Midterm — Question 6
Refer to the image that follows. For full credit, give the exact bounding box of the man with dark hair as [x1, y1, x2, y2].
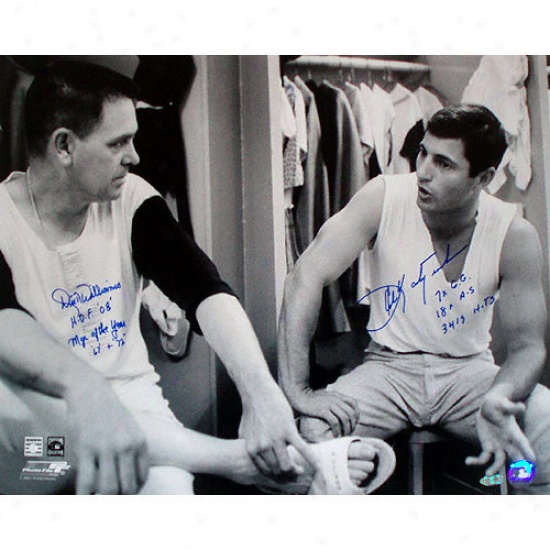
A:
[279, 104, 550, 494]
[0, 59, 394, 494]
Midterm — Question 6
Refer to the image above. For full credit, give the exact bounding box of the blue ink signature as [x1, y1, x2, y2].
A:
[51, 282, 122, 311]
[357, 244, 469, 331]
[357, 274, 406, 332]
[410, 244, 468, 305]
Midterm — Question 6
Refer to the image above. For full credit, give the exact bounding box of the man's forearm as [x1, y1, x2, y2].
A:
[195, 293, 281, 402]
[488, 344, 546, 402]
[277, 268, 324, 405]
[0, 309, 106, 399]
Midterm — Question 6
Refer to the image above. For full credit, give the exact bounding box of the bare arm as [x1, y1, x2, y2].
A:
[278, 177, 386, 435]
[196, 293, 318, 477]
[466, 217, 546, 474]
[0, 309, 148, 494]
[490, 217, 546, 399]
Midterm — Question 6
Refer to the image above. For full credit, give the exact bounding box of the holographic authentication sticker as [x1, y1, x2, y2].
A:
[480, 473, 504, 487]
[508, 460, 535, 484]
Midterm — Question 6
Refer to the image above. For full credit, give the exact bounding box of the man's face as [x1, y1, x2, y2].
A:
[70, 97, 139, 203]
[416, 132, 479, 215]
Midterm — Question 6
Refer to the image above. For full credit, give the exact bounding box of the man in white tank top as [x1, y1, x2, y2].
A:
[279, 105, 550, 494]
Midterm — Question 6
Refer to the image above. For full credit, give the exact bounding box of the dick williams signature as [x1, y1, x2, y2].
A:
[357, 244, 468, 332]
[51, 281, 122, 311]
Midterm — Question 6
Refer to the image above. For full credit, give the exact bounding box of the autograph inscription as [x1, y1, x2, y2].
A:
[357, 245, 496, 335]
[50, 280, 127, 358]
[51, 282, 122, 311]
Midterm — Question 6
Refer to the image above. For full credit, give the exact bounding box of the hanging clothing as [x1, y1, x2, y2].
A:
[293, 75, 330, 255]
[462, 55, 531, 193]
[0, 56, 33, 180]
[0, 56, 19, 180]
[132, 56, 196, 236]
[280, 86, 296, 141]
[280, 84, 297, 270]
[281, 77, 308, 270]
[399, 120, 425, 173]
[308, 79, 367, 333]
[344, 81, 374, 181]
[360, 83, 395, 175]
[282, 76, 308, 190]
[414, 85, 444, 127]
[389, 83, 424, 174]
[311, 80, 366, 214]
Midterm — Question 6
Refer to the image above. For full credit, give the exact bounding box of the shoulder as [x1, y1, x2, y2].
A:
[500, 216, 542, 280]
[346, 173, 416, 218]
[1, 172, 26, 202]
[384, 172, 417, 189]
[119, 173, 161, 213]
[377, 172, 417, 205]
[344, 174, 386, 219]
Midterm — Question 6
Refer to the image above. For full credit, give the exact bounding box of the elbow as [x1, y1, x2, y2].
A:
[284, 258, 325, 302]
[508, 338, 547, 376]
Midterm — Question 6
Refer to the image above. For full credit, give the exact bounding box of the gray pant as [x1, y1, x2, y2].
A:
[300, 342, 550, 494]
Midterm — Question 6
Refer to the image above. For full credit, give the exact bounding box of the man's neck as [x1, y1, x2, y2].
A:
[28, 160, 89, 224]
[421, 203, 478, 243]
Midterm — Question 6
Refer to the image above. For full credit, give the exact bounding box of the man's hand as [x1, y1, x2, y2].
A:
[238, 386, 318, 480]
[465, 394, 536, 476]
[291, 388, 361, 439]
[65, 378, 149, 495]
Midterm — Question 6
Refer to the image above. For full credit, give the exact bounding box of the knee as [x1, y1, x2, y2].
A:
[0, 380, 68, 454]
[298, 417, 334, 443]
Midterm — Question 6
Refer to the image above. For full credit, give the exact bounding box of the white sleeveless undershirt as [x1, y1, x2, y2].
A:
[0, 172, 158, 380]
[363, 173, 517, 357]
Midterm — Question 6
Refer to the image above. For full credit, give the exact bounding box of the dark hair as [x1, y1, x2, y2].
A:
[24, 59, 139, 158]
[426, 104, 508, 177]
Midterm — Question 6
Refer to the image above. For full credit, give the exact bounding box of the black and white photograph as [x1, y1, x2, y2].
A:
[1, 53, 549, 498]
[2, 2, 550, 548]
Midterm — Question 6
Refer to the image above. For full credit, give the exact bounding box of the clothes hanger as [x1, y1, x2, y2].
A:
[382, 69, 397, 92]
[367, 70, 374, 89]
[338, 65, 345, 87]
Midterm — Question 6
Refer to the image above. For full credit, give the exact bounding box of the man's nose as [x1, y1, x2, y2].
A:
[416, 154, 432, 182]
[123, 142, 140, 166]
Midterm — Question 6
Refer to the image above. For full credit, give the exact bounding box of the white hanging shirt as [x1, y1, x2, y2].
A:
[344, 81, 375, 174]
[360, 83, 395, 175]
[389, 83, 424, 174]
[280, 85, 296, 141]
[462, 55, 531, 192]
[414, 86, 443, 127]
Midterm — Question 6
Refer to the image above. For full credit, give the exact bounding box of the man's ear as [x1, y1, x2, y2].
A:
[476, 167, 496, 190]
[51, 129, 76, 166]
